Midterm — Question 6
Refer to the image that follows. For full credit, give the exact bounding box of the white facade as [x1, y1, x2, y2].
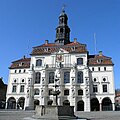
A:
[6, 10, 115, 112]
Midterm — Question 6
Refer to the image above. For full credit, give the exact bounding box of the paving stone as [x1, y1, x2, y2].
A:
[0, 110, 120, 120]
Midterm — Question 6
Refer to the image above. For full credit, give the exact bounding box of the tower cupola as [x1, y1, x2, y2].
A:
[55, 9, 70, 45]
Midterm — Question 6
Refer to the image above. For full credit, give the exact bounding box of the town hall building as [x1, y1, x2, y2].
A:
[6, 9, 115, 111]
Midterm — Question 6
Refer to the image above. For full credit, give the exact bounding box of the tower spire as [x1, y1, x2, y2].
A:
[62, 4, 66, 12]
[55, 8, 70, 45]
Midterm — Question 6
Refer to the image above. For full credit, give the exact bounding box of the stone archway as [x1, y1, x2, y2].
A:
[91, 98, 100, 111]
[34, 99, 40, 109]
[17, 97, 25, 110]
[7, 97, 16, 109]
[63, 100, 70, 106]
[77, 100, 84, 111]
[102, 97, 113, 111]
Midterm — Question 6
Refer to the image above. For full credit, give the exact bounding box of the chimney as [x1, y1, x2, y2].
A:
[45, 40, 49, 44]
[99, 51, 103, 56]
[74, 38, 77, 43]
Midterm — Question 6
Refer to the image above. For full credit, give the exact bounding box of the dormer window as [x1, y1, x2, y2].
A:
[36, 59, 42, 66]
[44, 48, 48, 52]
[19, 62, 24, 66]
[77, 58, 83, 65]
[71, 46, 75, 51]
[97, 59, 103, 63]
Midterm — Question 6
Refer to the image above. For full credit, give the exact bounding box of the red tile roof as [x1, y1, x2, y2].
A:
[88, 54, 113, 66]
[9, 57, 31, 69]
[31, 42, 87, 55]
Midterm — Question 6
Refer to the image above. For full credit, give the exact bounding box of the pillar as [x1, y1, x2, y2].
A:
[112, 103, 115, 111]
[100, 103, 102, 111]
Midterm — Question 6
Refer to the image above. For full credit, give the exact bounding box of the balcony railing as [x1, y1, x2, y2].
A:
[46, 64, 73, 68]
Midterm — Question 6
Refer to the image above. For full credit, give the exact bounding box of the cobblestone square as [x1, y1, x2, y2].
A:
[0, 110, 120, 120]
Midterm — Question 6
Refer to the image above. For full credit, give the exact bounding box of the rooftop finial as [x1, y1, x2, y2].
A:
[62, 4, 66, 12]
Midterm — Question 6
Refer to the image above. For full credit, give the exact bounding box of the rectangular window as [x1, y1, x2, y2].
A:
[20, 85, 24, 92]
[77, 58, 83, 65]
[93, 85, 98, 93]
[49, 72, 54, 83]
[35, 72, 41, 84]
[77, 71, 83, 83]
[103, 85, 107, 92]
[64, 89, 69, 95]
[36, 59, 42, 66]
[64, 72, 70, 83]
[12, 86, 16, 92]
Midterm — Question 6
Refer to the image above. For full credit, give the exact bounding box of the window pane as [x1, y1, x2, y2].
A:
[49, 72, 54, 83]
[36, 59, 42, 66]
[12, 86, 16, 92]
[93, 85, 98, 93]
[103, 85, 107, 92]
[64, 72, 70, 83]
[77, 71, 83, 83]
[64, 89, 69, 95]
[35, 72, 41, 84]
[34, 89, 39, 95]
[77, 58, 83, 65]
[78, 89, 83, 95]
[20, 85, 24, 92]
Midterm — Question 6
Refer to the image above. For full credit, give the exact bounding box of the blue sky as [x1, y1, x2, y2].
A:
[0, 0, 120, 88]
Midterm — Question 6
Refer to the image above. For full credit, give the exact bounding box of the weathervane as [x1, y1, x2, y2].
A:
[62, 4, 66, 12]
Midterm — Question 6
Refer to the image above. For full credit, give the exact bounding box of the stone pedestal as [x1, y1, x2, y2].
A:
[33, 105, 77, 120]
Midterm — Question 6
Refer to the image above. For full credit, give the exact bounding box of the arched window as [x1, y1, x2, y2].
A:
[49, 72, 54, 83]
[77, 58, 83, 65]
[78, 89, 83, 95]
[64, 71, 70, 83]
[35, 72, 41, 84]
[64, 89, 69, 96]
[34, 89, 39, 95]
[36, 59, 42, 66]
[60, 28, 63, 33]
[77, 71, 83, 83]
